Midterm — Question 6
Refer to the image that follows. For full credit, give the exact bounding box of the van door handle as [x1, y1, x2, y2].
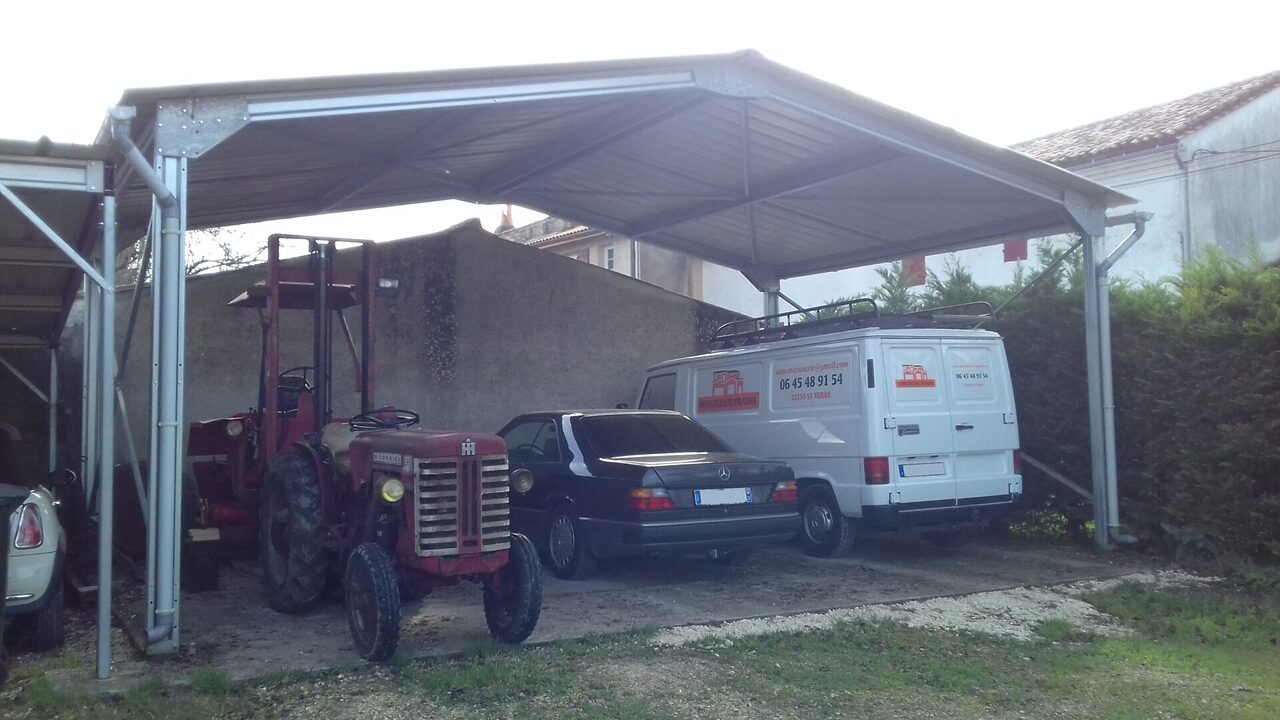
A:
[955, 423, 974, 431]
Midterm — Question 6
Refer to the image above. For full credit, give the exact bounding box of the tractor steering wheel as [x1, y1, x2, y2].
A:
[278, 365, 315, 393]
[349, 407, 420, 431]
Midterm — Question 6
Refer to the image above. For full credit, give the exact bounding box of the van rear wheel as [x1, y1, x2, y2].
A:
[799, 486, 856, 558]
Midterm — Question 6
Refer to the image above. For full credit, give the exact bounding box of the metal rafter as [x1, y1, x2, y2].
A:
[627, 146, 902, 239]
[475, 92, 709, 196]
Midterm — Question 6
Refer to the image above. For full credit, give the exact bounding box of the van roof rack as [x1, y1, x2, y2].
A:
[900, 301, 993, 329]
[712, 299, 993, 348]
[713, 298, 880, 347]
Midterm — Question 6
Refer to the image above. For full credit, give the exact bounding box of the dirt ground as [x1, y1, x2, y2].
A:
[10, 534, 1152, 690]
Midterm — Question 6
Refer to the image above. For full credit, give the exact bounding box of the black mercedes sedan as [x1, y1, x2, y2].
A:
[497, 410, 799, 580]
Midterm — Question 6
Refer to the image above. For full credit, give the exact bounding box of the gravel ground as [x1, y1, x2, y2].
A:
[652, 570, 1215, 645]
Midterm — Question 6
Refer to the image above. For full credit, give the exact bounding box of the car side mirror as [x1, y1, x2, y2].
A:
[47, 468, 77, 488]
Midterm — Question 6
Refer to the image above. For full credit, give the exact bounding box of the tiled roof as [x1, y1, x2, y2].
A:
[1014, 70, 1280, 165]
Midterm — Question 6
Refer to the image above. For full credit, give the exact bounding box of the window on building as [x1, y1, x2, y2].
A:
[606, 246, 615, 270]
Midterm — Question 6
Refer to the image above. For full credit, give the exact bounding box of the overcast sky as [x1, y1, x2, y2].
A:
[4, 0, 1277, 238]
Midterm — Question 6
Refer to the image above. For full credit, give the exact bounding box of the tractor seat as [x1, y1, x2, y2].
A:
[321, 423, 362, 475]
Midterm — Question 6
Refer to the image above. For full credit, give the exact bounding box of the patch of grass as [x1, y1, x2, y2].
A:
[15, 676, 89, 715]
[187, 667, 230, 696]
[7, 585, 1278, 720]
[1034, 618, 1097, 643]
[122, 676, 168, 716]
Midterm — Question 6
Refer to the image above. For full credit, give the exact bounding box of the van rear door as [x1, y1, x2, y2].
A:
[884, 342, 955, 504]
[942, 341, 1018, 500]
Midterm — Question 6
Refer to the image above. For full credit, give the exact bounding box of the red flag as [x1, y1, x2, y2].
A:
[903, 256, 926, 287]
[1004, 240, 1028, 262]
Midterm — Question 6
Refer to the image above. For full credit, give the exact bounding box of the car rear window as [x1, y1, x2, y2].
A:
[580, 414, 728, 458]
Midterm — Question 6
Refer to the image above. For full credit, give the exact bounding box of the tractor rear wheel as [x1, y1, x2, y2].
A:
[483, 532, 542, 644]
[260, 452, 328, 613]
[345, 543, 401, 662]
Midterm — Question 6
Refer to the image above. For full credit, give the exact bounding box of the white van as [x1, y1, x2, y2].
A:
[637, 300, 1023, 557]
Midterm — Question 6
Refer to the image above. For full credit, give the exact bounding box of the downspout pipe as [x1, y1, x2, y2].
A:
[1097, 212, 1151, 547]
[108, 107, 181, 645]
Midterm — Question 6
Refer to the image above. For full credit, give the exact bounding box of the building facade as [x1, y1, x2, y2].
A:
[506, 70, 1280, 315]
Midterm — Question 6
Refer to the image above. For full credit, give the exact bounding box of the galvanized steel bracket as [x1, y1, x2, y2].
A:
[155, 96, 250, 159]
[1062, 189, 1108, 238]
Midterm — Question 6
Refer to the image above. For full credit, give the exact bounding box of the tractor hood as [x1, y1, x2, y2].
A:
[347, 428, 506, 472]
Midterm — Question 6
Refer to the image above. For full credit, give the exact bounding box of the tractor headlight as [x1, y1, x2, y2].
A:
[225, 419, 245, 438]
[511, 469, 534, 495]
[380, 478, 406, 503]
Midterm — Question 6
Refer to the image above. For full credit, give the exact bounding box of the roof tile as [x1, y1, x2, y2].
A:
[1014, 70, 1280, 165]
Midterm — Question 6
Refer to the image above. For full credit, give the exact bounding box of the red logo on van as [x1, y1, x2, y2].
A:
[698, 370, 761, 412]
[895, 364, 937, 388]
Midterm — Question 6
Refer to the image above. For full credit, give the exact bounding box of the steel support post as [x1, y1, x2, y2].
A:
[95, 195, 116, 680]
[48, 349, 57, 472]
[145, 155, 186, 654]
[763, 287, 780, 317]
[1080, 233, 1110, 549]
[82, 276, 99, 505]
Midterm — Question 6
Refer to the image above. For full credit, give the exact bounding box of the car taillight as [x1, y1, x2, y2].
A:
[864, 457, 891, 485]
[627, 488, 674, 511]
[770, 480, 797, 504]
[14, 503, 42, 549]
[1013, 449, 1023, 475]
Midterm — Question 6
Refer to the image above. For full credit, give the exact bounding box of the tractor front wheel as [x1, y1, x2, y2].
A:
[260, 452, 328, 613]
[483, 532, 542, 644]
[345, 543, 401, 662]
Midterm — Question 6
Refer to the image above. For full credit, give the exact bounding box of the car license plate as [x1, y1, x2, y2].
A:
[694, 487, 751, 506]
[899, 462, 945, 477]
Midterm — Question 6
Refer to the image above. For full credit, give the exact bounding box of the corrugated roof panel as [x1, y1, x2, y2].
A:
[108, 50, 1130, 279]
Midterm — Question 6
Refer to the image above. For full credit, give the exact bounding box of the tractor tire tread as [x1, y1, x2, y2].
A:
[261, 452, 328, 614]
[345, 543, 401, 662]
[484, 533, 542, 644]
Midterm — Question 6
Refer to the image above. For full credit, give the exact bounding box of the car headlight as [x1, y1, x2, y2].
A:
[380, 478, 405, 503]
[225, 419, 245, 438]
[511, 469, 534, 495]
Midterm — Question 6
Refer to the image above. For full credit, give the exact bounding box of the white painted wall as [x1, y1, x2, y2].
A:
[698, 88, 1280, 312]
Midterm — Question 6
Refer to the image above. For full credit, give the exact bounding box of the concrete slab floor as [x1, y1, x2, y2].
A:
[19, 536, 1153, 691]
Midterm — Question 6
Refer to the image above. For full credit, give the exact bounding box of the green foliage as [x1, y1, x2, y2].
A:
[855, 248, 1280, 563]
[871, 262, 923, 313]
[187, 668, 230, 696]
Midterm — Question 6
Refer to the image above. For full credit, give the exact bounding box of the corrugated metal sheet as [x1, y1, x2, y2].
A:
[106, 50, 1132, 283]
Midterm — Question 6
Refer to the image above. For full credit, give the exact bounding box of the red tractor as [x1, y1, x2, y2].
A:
[186, 234, 541, 660]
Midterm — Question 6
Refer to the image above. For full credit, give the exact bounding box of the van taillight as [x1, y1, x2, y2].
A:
[627, 488, 674, 512]
[864, 457, 891, 485]
[1013, 449, 1023, 475]
[14, 503, 42, 549]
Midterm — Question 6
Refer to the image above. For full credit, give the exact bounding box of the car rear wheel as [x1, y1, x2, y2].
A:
[28, 573, 65, 651]
[544, 508, 598, 580]
[345, 543, 400, 662]
[799, 486, 856, 558]
[484, 532, 543, 644]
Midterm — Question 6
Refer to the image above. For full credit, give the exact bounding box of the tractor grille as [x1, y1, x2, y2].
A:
[415, 454, 510, 557]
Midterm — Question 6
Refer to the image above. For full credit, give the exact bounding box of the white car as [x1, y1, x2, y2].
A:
[2, 424, 67, 652]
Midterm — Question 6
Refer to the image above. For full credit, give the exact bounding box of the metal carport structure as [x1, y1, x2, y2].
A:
[0, 140, 117, 677]
[89, 50, 1135, 677]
